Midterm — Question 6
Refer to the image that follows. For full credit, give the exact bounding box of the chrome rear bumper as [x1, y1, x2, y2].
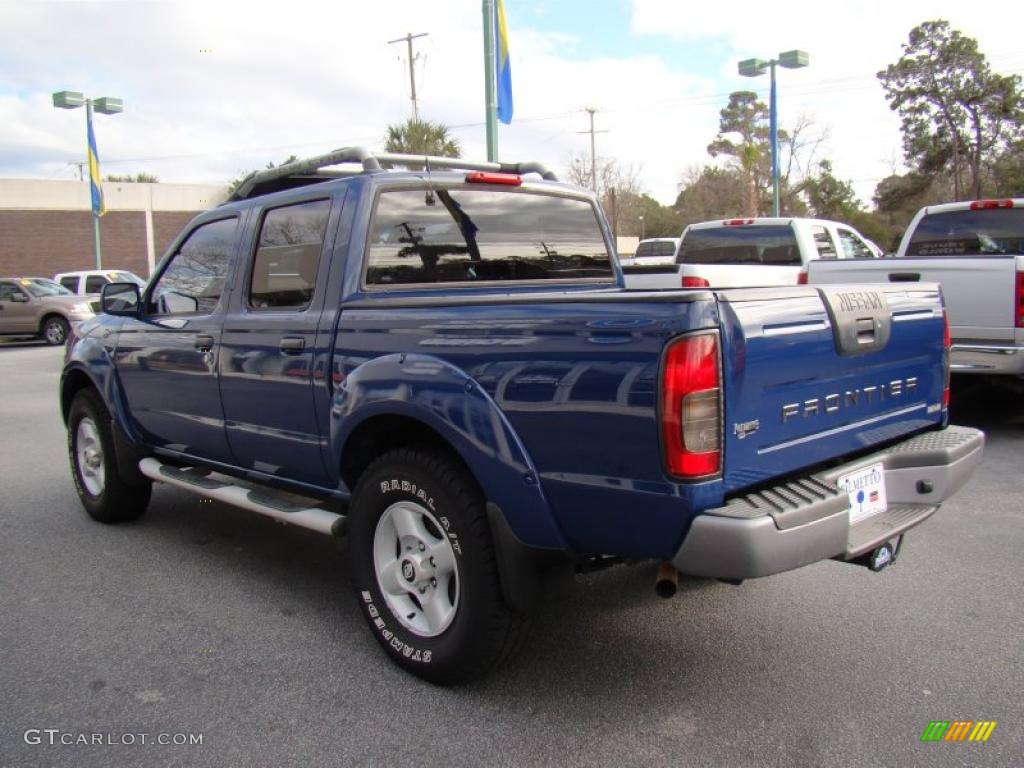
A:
[672, 426, 985, 580]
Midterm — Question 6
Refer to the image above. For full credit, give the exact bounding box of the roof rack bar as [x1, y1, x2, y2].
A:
[227, 146, 559, 202]
[230, 146, 382, 201]
[374, 153, 558, 181]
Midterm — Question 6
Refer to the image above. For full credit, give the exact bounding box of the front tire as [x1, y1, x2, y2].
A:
[348, 447, 526, 685]
[68, 389, 151, 523]
[42, 315, 69, 346]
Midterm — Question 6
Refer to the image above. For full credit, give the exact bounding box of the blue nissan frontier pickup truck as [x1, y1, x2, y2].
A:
[60, 148, 984, 684]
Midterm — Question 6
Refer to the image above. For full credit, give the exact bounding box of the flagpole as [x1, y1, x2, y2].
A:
[482, 0, 498, 161]
[86, 98, 103, 270]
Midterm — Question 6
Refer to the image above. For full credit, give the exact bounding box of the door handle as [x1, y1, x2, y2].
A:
[194, 334, 215, 351]
[280, 337, 305, 354]
[888, 272, 920, 282]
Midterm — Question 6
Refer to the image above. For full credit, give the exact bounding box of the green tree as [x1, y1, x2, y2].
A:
[706, 91, 796, 216]
[799, 160, 860, 220]
[991, 140, 1024, 196]
[878, 20, 1024, 200]
[104, 172, 158, 183]
[674, 166, 747, 224]
[384, 119, 461, 158]
[637, 194, 684, 238]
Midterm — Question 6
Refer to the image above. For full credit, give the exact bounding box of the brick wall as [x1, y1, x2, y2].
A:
[0, 209, 201, 279]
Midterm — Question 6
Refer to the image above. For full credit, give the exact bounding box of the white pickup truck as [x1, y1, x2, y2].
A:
[805, 199, 1024, 378]
[622, 217, 880, 289]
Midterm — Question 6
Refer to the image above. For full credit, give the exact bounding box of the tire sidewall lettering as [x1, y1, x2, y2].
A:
[359, 589, 433, 664]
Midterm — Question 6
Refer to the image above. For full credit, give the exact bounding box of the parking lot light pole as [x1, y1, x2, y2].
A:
[52, 90, 124, 270]
[738, 50, 808, 217]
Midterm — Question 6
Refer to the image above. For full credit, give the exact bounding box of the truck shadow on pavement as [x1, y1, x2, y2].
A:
[948, 375, 1024, 429]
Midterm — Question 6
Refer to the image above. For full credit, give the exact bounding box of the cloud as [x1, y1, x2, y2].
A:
[1, 0, 1020, 213]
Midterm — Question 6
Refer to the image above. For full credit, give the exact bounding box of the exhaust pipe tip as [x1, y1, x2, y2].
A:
[655, 561, 679, 599]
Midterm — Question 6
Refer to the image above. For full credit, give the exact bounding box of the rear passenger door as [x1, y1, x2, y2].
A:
[219, 196, 337, 486]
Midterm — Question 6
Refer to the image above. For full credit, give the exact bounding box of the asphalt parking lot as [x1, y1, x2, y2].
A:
[0, 342, 1021, 768]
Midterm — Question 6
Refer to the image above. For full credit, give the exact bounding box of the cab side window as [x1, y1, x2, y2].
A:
[838, 229, 874, 259]
[249, 199, 330, 310]
[85, 275, 107, 294]
[0, 282, 24, 301]
[59, 277, 79, 292]
[148, 218, 238, 315]
[811, 227, 838, 259]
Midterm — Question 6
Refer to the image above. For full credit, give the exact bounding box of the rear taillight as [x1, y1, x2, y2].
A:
[661, 332, 722, 479]
[968, 199, 1014, 210]
[1015, 271, 1024, 329]
[942, 310, 951, 407]
[682, 275, 710, 288]
[797, 269, 808, 285]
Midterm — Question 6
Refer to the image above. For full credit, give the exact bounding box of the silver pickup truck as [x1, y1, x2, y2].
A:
[806, 199, 1024, 378]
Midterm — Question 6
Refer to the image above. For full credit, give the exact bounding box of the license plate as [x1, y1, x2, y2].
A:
[837, 462, 887, 524]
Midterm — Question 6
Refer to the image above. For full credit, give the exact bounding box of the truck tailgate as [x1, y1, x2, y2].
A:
[807, 256, 1019, 341]
[716, 285, 946, 493]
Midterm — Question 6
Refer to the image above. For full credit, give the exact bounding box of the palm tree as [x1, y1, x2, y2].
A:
[384, 119, 461, 158]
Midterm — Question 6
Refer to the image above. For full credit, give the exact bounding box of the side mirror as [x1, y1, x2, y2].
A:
[101, 282, 141, 316]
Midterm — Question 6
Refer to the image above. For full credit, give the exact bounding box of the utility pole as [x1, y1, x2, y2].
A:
[388, 32, 428, 120]
[68, 161, 85, 181]
[577, 107, 608, 193]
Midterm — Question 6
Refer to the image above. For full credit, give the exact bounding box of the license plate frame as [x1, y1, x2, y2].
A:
[837, 462, 888, 524]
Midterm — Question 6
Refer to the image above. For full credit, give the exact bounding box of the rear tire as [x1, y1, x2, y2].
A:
[348, 447, 526, 685]
[68, 389, 151, 523]
[41, 315, 69, 346]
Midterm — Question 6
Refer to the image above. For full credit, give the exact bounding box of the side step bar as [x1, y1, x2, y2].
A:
[138, 458, 347, 536]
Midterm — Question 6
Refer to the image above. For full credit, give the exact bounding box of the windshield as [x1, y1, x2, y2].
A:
[111, 271, 147, 286]
[678, 225, 800, 266]
[906, 208, 1024, 256]
[22, 278, 73, 297]
[365, 188, 613, 286]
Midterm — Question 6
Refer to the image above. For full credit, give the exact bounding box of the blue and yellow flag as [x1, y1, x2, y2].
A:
[87, 113, 105, 217]
[495, 0, 513, 124]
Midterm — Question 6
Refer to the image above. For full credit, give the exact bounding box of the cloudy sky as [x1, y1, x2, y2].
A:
[1, 1, 1022, 207]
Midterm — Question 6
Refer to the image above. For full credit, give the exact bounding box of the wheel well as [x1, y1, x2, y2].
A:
[61, 369, 96, 424]
[340, 415, 473, 493]
[40, 313, 68, 332]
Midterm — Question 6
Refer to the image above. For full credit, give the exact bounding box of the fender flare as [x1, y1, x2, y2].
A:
[329, 353, 568, 552]
[61, 335, 148, 484]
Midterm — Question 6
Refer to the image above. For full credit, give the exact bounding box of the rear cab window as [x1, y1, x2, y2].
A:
[635, 241, 677, 259]
[364, 187, 613, 287]
[678, 225, 800, 266]
[906, 208, 1024, 256]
